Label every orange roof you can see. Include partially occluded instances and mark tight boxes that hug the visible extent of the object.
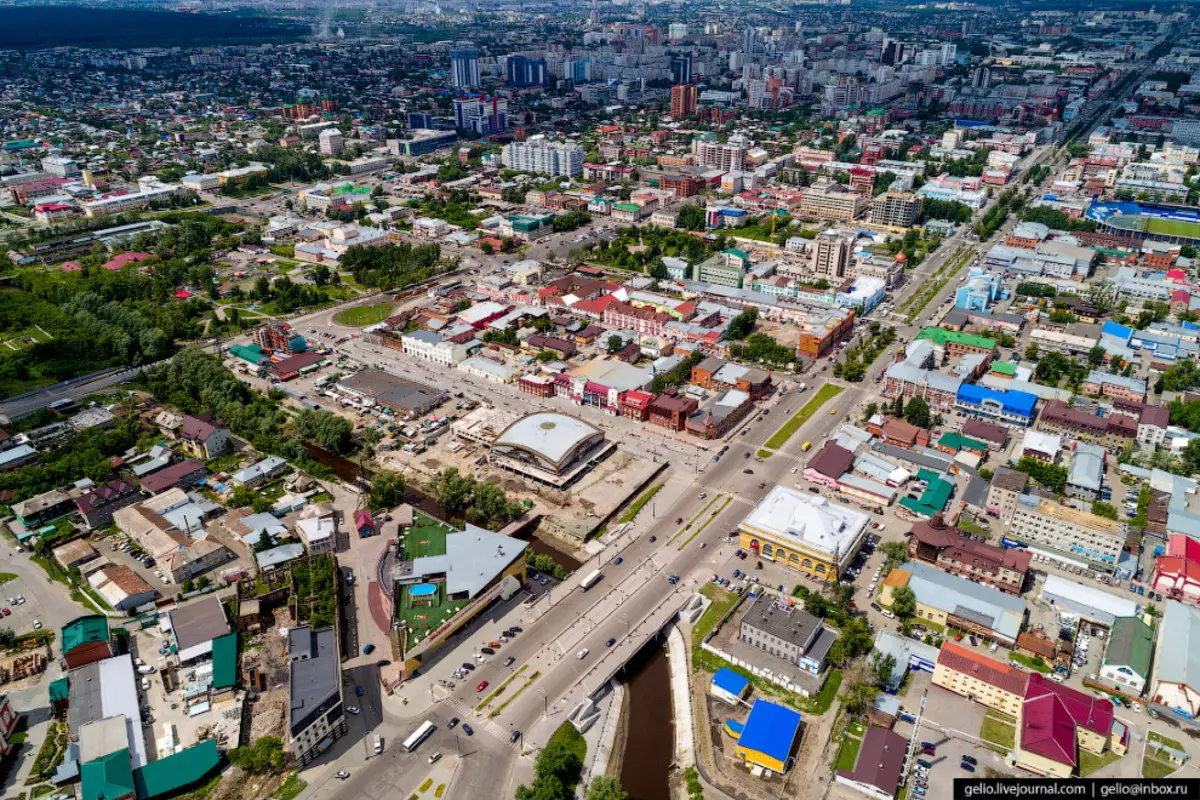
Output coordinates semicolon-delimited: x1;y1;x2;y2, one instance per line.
937;642;1029;696
882;568;910;589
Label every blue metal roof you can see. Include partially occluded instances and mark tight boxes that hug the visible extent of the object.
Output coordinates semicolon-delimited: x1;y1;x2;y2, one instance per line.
1101;321;1133;342
712;667;750;697
956;383;1037;417
738;700;802;763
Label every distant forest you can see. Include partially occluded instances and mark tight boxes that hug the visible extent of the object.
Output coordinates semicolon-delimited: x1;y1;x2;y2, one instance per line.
0;7;308;49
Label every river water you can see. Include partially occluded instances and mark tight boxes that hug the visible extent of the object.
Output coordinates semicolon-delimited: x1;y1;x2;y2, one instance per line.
618;644;674;800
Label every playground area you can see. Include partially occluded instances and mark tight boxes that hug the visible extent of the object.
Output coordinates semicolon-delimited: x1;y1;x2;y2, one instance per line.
396;579;469;647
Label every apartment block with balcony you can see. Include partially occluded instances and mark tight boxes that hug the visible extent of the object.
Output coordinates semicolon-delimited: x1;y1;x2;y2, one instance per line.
1008;496;1126;573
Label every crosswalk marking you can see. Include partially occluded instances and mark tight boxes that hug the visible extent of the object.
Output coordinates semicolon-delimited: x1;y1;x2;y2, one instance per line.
441;697;521;749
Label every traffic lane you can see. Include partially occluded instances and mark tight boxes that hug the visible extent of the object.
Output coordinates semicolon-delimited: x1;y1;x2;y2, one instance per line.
500;496;753;731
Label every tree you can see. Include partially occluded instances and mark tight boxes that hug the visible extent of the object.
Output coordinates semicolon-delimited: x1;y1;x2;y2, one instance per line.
1024;342;1040;361
880;541;909;572
181;578;195;593
253;530;277;553
586;777;628;800
293;409;355;455
890;586;917;619
606;334;625;353
892;395;904;418
369;471;405;509
871;652;898;689
677;204;706;231
649;260;670;280
1091;501;1118;520
862;402;879;421
1087;345;1106;368
903;395;931;429
727;307;758;340
227;736;285;773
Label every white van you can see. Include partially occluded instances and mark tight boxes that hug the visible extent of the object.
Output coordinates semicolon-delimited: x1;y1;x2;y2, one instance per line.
1049;673;1065;684
373;735;383;753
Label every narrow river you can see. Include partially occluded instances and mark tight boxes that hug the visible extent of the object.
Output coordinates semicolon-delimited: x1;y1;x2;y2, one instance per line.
618;644;673;800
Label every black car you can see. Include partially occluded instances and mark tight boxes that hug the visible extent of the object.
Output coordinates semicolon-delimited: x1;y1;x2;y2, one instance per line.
503;656;516;666
962;755;978;766
808;487;820;493
649;536;656;542
481;647;496;655
510;730;521;743
871;603;882;612
461;662;475;671
744;452;751;458
462;724;474;736
510;626;523;633
743;468;753;474
448;717;459;729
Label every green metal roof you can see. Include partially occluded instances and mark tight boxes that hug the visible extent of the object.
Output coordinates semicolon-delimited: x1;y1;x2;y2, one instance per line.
1104;616;1154;677
914;326;996;351
49;677;69;704
937;432;988;453
81;748;135;800
724;248;750;260
991;361;1017;376
210;633;238;690
133;741;221;800
901;468;954;518
62;615;110;655
230;344;268;366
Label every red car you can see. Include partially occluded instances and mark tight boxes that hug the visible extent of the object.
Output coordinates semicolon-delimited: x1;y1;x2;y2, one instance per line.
675;517;683;524
0;608;8;617
476;680;489;692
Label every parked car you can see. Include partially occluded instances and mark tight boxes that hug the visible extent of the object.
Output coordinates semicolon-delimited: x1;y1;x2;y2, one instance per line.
355;685;364;696
962;755;978;766
476;680;489;692
335;771;350;780
481;647;495;655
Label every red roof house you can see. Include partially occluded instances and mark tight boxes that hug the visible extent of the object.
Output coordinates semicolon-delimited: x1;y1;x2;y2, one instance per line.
1152;534;1200;604
1017;673;1117;776
102;252;152;271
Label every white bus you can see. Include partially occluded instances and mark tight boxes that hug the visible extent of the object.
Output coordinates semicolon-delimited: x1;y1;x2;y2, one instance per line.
403;720;436;752
579;569;602;592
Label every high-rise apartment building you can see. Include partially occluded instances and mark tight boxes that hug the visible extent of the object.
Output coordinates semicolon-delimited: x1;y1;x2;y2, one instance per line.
670;84;698;118
454;96;508;136
694;133;751;171
501;139;584;177
318;128;344;156
449;42;480;88
810;231;853;278
869;192;921;228
671;55;692;85
506;55;548;88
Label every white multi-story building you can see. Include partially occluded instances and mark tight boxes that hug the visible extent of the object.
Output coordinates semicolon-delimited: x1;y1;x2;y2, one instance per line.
318;128;344;156
501;139;584;177
42;155;80;178
1008;496;1126;573
694;133;752;171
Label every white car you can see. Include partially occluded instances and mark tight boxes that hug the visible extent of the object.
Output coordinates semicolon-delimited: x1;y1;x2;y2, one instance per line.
335;770;350;780
881;610;896;619
577;648;589;659
346;706;360;715
32;620;42;630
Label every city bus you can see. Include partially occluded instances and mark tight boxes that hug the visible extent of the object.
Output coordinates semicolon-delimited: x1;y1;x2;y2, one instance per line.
402;720;436;752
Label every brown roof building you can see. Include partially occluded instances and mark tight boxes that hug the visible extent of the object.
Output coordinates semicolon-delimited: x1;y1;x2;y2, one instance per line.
907;515;1030;595
835;726;909;800
962;420;1010;451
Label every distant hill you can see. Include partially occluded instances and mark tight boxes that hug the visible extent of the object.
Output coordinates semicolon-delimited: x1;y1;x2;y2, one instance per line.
0;6;308;49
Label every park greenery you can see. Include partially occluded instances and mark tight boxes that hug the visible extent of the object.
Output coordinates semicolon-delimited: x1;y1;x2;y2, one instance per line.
340;241;450;291
586;226;710;272
227;736;286;774
0;408;141;502
727;333;798;368
515;723;587;800
920;198;973;224
833;323;896;382
1020;205;1097;232
726;307;758;340
139;348;335;479
369;471;406;510
429;467;525;530
1157;360;1200;395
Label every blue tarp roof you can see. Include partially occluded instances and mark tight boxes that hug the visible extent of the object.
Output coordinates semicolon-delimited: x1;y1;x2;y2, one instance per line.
712;667;750;697
738;700;802;763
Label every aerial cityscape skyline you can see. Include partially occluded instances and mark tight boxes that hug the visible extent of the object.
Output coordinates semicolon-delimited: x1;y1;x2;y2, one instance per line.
1;3;1199;800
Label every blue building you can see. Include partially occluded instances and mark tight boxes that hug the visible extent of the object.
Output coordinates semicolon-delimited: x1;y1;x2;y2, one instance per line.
506;55;547;88
954;268;1002;312
734;700;803;774
954;384;1038;427
710;667;751;706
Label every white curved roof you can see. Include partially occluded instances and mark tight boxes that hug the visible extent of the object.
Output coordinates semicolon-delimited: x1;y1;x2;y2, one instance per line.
493;412;602;466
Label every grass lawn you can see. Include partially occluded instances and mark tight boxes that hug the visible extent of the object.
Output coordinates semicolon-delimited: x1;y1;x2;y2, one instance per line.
398;514;452;560
799;669;842;714
1142;756;1176;779
1078;748;1121;777
979;711;1016;752
397;581;468;646
333;302;396;327
833;722;866;772
1008;652;1053;674
618;484;663;524
761;384;844;452
0;573;17;585
1148;731;1184;751
691;583;741;649
1146;217;1200;238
